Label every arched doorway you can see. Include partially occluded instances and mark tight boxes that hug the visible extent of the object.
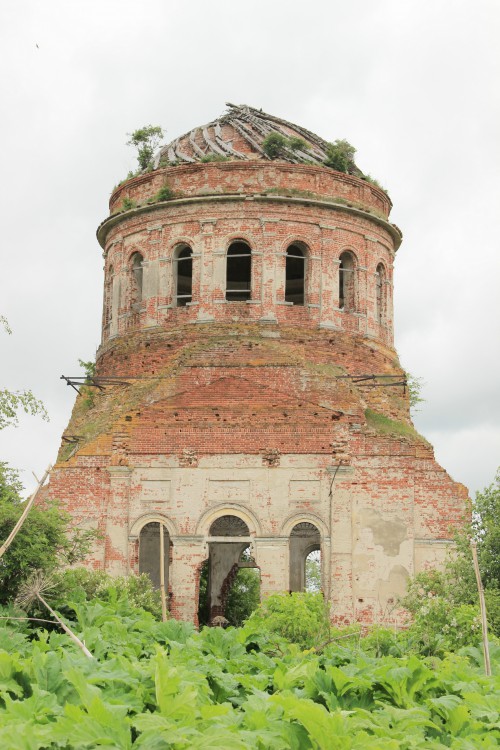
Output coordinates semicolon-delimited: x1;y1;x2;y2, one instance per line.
289;522;321;592
198;514;260;625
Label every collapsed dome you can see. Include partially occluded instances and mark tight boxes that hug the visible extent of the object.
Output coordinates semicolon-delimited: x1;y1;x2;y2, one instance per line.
153;102;364;176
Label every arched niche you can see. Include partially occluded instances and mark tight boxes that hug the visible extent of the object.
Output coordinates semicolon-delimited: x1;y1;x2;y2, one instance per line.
174;245;193;307
375;262;386;324
138;521;171;593
285;243;307;305
339;250;357;311
289;521;321;592
226;241;252;301
130;251;144;306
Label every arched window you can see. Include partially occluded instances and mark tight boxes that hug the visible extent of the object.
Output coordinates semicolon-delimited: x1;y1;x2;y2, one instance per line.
289;522;321;592
174;246;192;307
104;264;113;326
339;251;356;311
375;263;386;324
130;252;144;305
285;244;306;305
226;241;251;301
139;522;170;592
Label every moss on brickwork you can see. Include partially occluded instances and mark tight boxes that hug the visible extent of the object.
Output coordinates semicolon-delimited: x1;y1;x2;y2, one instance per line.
57;323;410;464
263;188;387;220
364;408;429;443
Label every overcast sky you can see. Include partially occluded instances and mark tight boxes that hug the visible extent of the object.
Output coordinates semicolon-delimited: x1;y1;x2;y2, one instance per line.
0;0;498;498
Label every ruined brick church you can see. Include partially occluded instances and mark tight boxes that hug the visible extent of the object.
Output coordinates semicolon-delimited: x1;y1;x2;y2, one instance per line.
49;104;467;625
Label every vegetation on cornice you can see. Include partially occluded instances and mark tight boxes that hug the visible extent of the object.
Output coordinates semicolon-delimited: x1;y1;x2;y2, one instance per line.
365;408;429;443
262;187;387;220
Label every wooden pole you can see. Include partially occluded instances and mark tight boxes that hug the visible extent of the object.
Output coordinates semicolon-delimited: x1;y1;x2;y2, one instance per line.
471;540;491;676
0;465;52;560
159;522;167;622
37;593;93;659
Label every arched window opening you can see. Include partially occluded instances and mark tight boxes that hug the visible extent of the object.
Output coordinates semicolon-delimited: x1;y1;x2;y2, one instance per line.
130;252;144;305
104;265;113;326
375;263;386;324
138;522;170;593
200;514;256;626
198;545;260;628
305;548;321;593
226;241;251;301
289;522;321;592
285;244;306;305
209;515;249;537
175;246;192;307
339;251;356;311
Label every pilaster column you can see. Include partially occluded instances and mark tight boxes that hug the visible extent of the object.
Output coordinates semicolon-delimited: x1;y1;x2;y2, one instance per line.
169;537;207;623
253;537;288;596
105;466;132;575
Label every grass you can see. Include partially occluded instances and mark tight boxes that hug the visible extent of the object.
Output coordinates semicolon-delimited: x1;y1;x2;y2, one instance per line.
365;408;428;442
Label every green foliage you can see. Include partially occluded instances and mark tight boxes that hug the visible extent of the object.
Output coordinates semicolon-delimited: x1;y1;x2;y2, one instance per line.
0;464;98;604
53;568;163;620
364;409;425;441
197;563;260;627
473;469;500;586
406;372;425;413
77;359;96;409
305;551;321;592
262;132;311;160
0;597;499;747
324;138;356;172
0;316;12;334
126;125;165;171
121;197;137;211
200;154;230;163
225;568;260;627
402;468;500;641
288;136;308;152
262;132;288;159
0;317;48;430
246;592;330;649
362;174;387;191
153;184;174;201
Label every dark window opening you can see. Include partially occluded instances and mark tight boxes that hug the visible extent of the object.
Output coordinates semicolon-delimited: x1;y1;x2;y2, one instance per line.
131;252;144;305
175;246;192;307
376;262;385;324
226;242;251;301
339;251;356;311
285;244;306;305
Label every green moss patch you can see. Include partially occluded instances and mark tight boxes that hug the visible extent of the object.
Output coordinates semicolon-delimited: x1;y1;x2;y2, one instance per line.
365;408;428;443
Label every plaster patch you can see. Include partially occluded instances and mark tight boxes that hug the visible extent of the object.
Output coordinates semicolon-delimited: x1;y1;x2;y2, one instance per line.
359;508;407;556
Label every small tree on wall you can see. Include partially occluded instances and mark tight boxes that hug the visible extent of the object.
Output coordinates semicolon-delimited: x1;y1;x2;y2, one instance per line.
127;125;165;172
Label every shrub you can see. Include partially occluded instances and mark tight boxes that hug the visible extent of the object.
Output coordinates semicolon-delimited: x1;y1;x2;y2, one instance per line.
121;197;137;211
53;568;163;619
0;464;98;604
324;139;356;172
288;136;308;152
154;184;174;201
245;591;330;649
262;132;289;159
